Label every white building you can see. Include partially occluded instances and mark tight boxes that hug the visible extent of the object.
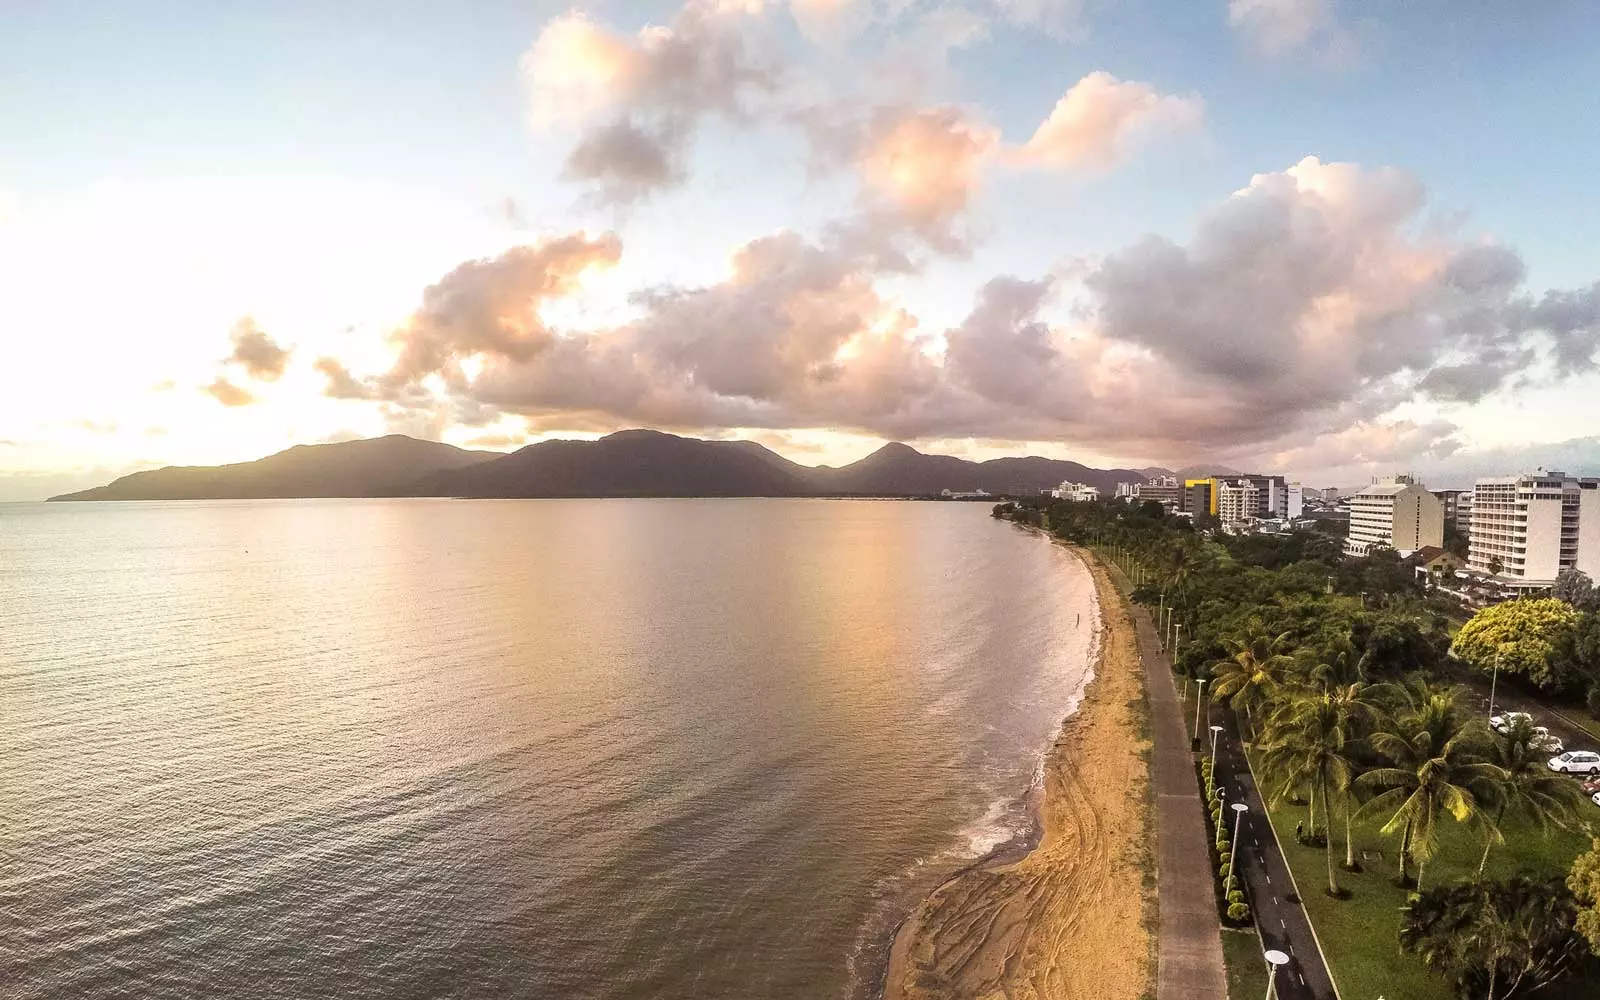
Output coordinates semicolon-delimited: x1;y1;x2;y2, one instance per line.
1051;482;1100;502
1345;479;1444;557
1217;479;1260;525
1114;481;1140;499
1468;472;1600;588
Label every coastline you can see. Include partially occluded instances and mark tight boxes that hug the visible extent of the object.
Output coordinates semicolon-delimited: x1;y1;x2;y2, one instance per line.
880;543;1155;1000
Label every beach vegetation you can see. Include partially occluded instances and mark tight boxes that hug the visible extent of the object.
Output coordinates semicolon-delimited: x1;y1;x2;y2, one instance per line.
997;497;1600;998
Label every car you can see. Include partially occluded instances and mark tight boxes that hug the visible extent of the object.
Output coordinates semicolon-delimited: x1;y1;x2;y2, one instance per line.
1582;776;1600;795
1549;750;1600;774
1593;791;1600;809
1490;712;1534;734
1531;727;1565;754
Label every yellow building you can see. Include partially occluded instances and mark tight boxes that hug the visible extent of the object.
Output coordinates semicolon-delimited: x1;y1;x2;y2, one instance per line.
1185;477;1220;515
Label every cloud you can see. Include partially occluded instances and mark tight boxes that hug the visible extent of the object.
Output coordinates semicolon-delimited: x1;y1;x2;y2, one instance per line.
314;357;376;399
225;317;290;381
1017;72;1204;170
990;0;1093;42
382;232;622;389
1228;0;1360;64
319;157;1599;472
789;0;872;44
522;4;778;205
203;376;256;407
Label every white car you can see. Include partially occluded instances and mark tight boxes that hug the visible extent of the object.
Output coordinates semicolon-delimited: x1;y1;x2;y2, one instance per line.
1593;791;1600;808
1549;750;1600;774
1490;712;1534;734
1532;727;1565;754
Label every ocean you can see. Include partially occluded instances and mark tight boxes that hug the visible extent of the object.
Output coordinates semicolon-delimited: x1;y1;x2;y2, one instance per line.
0;498;1097;999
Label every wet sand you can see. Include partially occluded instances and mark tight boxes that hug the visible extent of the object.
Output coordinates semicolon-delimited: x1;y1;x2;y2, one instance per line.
881;547;1155;1000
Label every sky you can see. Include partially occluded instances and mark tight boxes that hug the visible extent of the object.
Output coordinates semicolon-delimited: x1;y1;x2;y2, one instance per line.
3;0;1599;499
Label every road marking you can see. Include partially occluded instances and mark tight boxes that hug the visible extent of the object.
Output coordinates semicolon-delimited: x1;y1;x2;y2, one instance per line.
1272;895;1279;904
1265;874;1271;884
1280;918;1287;929
1298;972;1306;986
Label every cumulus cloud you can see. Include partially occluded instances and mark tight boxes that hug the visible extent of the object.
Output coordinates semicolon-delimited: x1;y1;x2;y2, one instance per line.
522;4;778;204
382;232;622;389
225;317;290;380
203;376;256;407
1017;72;1204;170
314;357;376;399
315;157;1599;471
1228;0;1360;64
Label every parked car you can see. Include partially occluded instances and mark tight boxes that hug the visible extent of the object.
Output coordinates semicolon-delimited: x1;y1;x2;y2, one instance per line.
1582;775;1600;795
1549;750;1600;774
1491;712;1534;734
1593;791;1600;809
1532;727;1565;754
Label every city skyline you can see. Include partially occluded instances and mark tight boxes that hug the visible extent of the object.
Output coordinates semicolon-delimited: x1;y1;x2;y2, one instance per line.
4;0;1600;500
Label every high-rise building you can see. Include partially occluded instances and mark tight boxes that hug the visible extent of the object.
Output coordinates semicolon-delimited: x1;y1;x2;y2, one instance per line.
1432;489;1473;536
1345;479;1444;557
1139;475;1184;510
1114;481;1140;499
1217;479;1260;524
1184;479;1216;518
1468;473;1600;588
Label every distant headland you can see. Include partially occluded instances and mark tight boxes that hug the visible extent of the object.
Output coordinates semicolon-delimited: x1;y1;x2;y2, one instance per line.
48;430;1158;502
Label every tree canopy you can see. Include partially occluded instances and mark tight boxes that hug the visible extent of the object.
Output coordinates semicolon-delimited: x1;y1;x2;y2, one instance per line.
1452;599;1583;692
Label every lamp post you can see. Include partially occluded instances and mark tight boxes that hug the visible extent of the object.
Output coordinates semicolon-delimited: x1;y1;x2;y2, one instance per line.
1193;677;1207;741
1263;949;1289;1000
1210;724;1224;761
1227;801;1248;896
1488;650;1499;720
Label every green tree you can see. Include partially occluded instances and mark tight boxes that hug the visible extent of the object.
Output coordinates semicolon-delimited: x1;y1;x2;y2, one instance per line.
1473;718;1584;874
1570;838;1600;956
1452;598;1583;692
1553;569;1599;612
1259;686;1378;896
1401;875;1588;999
1209;630;1296;732
1360;692;1499;889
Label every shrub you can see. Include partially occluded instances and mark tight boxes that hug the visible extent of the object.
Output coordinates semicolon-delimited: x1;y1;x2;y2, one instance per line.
1227;902;1250;923
1588;683;1600;719
1218;862;1231;882
1227;889;1244;905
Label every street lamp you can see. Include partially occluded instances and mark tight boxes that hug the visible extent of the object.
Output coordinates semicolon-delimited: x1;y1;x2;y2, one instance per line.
1228;801;1248;896
1193;677;1208;741
1210;724;1224;761
1263;949;1289;1000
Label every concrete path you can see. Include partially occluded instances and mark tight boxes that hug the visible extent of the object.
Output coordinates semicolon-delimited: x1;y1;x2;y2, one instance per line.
1110;574;1228;1000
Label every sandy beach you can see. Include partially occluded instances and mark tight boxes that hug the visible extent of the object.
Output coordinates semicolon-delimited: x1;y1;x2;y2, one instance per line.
881;546;1155;1000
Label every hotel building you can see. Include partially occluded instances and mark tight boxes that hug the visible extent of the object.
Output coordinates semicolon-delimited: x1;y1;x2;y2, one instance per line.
1468;473;1600;588
1345;478;1444;557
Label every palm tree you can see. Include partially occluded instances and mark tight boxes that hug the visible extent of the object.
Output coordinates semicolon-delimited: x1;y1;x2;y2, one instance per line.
1359;692;1500;890
1209;630;1296;734
1260;677;1384;895
1471;719;1584;874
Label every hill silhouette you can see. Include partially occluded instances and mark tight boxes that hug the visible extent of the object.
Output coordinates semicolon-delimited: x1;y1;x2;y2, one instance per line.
50;430;1147;500
48;435;493;501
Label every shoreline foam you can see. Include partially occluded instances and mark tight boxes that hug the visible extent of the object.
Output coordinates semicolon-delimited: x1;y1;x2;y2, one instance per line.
878;543;1154;1000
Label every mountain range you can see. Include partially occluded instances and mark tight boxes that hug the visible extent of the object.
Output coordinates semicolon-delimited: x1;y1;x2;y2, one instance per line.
48;430;1149;501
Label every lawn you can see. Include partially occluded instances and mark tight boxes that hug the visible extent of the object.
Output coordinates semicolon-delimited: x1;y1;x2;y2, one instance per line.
1221;926;1268;1000
1250;751;1600;1000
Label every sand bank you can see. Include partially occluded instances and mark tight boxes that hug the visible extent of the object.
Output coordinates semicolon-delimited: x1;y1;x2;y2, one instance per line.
882;547;1154;1000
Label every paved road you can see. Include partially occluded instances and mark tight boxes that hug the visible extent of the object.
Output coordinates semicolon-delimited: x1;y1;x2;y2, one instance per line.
1212;717;1341;1000
1111;570;1227;1000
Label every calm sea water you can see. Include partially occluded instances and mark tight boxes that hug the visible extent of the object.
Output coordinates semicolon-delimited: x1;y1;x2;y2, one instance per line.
0;498;1097;1000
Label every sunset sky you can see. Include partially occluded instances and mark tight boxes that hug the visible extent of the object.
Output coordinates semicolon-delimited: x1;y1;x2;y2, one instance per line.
3;0;1599;499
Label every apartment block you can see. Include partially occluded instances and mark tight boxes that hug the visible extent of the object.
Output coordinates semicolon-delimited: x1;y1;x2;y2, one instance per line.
1468;473;1600;588
1345;479;1444;557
